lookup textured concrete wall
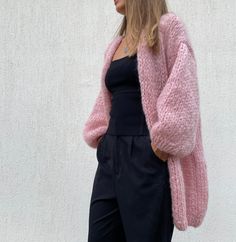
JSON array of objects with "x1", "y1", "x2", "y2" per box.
[{"x1": 0, "y1": 0, "x2": 235, "y2": 241}]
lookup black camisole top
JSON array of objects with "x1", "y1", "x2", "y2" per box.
[{"x1": 104, "y1": 53, "x2": 149, "y2": 135}]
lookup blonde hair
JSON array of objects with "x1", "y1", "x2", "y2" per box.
[{"x1": 114, "y1": 0, "x2": 169, "y2": 56}]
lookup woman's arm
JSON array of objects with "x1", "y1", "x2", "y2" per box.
[
  {"x1": 82, "y1": 39, "x2": 114, "y2": 148},
  {"x1": 82, "y1": 88, "x2": 108, "y2": 149},
  {"x1": 150, "y1": 14, "x2": 200, "y2": 159}
]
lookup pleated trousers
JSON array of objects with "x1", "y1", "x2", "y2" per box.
[{"x1": 87, "y1": 129, "x2": 174, "y2": 242}]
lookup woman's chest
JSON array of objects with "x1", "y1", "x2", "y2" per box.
[{"x1": 105, "y1": 53, "x2": 140, "y2": 94}]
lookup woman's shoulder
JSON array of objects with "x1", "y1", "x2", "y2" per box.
[
  {"x1": 103, "y1": 35, "x2": 122, "y2": 60},
  {"x1": 159, "y1": 11, "x2": 192, "y2": 47},
  {"x1": 159, "y1": 11, "x2": 185, "y2": 31}
]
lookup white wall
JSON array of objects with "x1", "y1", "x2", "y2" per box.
[{"x1": 0, "y1": 0, "x2": 235, "y2": 241}]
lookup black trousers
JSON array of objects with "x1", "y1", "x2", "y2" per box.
[{"x1": 87, "y1": 132, "x2": 174, "y2": 242}]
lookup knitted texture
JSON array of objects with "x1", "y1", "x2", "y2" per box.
[{"x1": 82, "y1": 11, "x2": 208, "y2": 231}]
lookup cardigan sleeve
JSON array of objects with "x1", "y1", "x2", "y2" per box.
[
  {"x1": 82, "y1": 88, "x2": 108, "y2": 149},
  {"x1": 150, "y1": 16, "x2": 200, "y2": 158},
  {"x1": 82, "y1": 39, "x2": 114, "y2": 148}
]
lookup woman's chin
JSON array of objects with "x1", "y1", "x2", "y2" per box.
[{"x1": 115, "y1": 2, "x2": 125, "y2": 14}]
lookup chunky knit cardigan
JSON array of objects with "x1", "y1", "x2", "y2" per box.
[{"x1": 82, "y1": 11, "x2": 208, "y2": 231}]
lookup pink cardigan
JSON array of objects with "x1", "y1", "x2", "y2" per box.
[{"x1": 82, "y1": 11, "x2": 208, "y2": 231}]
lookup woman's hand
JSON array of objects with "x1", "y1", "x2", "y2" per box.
[
  {"x1": 151, "y1": 142, "x2": 169, "y2": 162},
  {"x1": 97, "y1": 136, "x2": 103, "y2": 145}
]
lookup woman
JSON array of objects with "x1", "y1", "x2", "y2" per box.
[{"x1": 83, "y1": 0, "x2": 209, "y2": 241}]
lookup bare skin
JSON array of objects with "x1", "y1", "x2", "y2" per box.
[
  {"x1": 113, "y1": 0, "x2": 132, "y2": 61},
  {"x1": 97, "y1": 0, "x2": 170, "y2": 162}
]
